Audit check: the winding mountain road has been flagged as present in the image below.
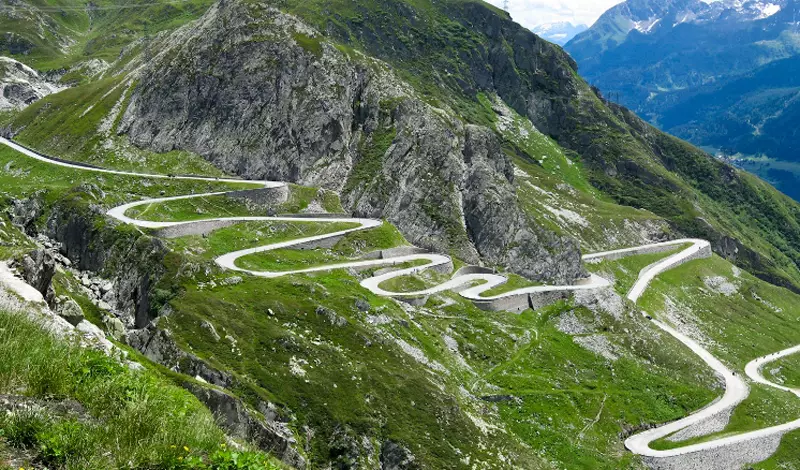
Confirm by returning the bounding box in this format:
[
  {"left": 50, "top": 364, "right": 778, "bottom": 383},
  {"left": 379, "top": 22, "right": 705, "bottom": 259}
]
[{"left": 3, "top": 136, "right": 800, "bottom": 467}]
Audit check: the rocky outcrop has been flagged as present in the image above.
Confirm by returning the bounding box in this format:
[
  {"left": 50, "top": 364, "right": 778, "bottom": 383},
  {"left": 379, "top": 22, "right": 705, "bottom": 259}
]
[
  {"left": 116, "top": 1, "right": 584, "bottom": 283},
  {"left": 186, "top": 385, "right": 306, "bottom": 469},
  {"left": 54, "top": 296, "right": 85, "bottom": 326},
  {"left": 380, "top": 440, "right": 418, "bottom": 470},
  {"left": 125, "top": 324, "right": 233, "bottom": 388},
  {"left": 0, "top": 56, "right": 63, "bottom": 110},
  {"left": 18, "top": 248, "right": 55, "bottom": 305},
  {"left": 44, "top": 192, "right": 168, "bottom": 328}
]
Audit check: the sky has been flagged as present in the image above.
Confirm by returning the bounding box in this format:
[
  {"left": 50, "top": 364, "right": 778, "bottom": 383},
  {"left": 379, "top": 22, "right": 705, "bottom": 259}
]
[{"left": 483, "top": 0, "right": 624, "bottom": 28}]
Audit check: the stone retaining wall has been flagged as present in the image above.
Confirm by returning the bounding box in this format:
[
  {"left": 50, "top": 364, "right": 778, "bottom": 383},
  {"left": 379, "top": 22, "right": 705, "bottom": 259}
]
[
  {"left": 587, "top": 243, "right": 686, "bottom": 263},
  {"left": 360, "top": 246, "right": 429, "bottom": 260},
  {"left": 452, "top": 266, "right": 494, "bottom": 277},
  {"left": 154, "top": 220, "right": 239, "bottom": 239},
  {"left": 472, "top": 290, "right": 571, "bottom": 314},
  {"left": 643, "top": 432, "right": 785, "bottom": 470},
  {"left": 293, "top": 235, "right": 346, "bottom": 250},
  {"left": 226, "top": 186, "right": 289, "bottom": 206}
]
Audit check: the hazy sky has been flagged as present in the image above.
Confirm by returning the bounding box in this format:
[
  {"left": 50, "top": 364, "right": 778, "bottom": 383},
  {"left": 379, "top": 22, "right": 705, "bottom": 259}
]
[{"left": 483, "top": 0, "right": 624, "bottom": 28}]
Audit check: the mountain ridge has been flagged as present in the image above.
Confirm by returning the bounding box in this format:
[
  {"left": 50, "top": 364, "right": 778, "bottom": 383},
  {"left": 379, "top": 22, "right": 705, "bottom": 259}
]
[{"left": 565, "top": 0, "right": 800, "bottom": 200}]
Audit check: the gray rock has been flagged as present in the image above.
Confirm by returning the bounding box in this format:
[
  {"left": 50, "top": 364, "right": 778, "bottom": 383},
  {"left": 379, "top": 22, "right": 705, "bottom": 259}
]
[
  {"left": 380, "top": 440, "right": 417, "bottom": 470},
  {"left": 117, "top": 1, "right": 584, "bottom": 284},
  {"left": 11, "top": 192, "right": 45, "bottom": 233},
  {"left": 20, "top": 248, "right": 55, "bottom": 305},
  {"left": 315, "top": 306, "right": 347, "bottom": 327},
  {"left": 125, "top": 325, "right": 233, "bottom": 388},
  {"left": 186, "top": 384, "right": 306, "bottom": 469},
  {"left": 200, "top": 320, "right": 221, "bottom": 341},
  {"left": 103, "top": 316, "right": 126, "bottom": 341},
  {"left": 0, "top": 57, "right": 63, "bottom": 111},
  {"left": 56, "top": 299, "right": 85, "bottom": 326},
  {"left": 354, "top": 298, "right": 371, "bottom": 312}
]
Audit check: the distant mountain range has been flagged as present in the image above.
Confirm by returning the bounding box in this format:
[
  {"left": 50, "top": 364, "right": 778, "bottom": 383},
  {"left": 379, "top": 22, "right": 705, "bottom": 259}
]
[
  {"left": 531, "top": 22, "right": 588, "bottom": 45},
  {"left": 565, "top": 0, "right": 800, "bottom": 200}
]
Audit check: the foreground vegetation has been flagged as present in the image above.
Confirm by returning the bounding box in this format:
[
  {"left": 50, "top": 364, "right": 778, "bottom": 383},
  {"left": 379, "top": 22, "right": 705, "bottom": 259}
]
[{"left": 0, "top": 309, "right": 281, "bottom": 469}]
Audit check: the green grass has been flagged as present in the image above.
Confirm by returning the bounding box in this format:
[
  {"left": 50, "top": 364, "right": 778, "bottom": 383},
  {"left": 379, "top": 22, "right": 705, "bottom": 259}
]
[
  {"left": 651, "top": 385, "right": 800, "bottom": 450},
  {"left": 637, "top": 255, "right": 800, "bottom": 456},
  {"left": 11, "top": 77, "right": 229, "bottom": 178},
  {"left": 167, "top": 221, "right": 359, "bottom": 261},
  {"left": 234, "top": 248, "right": 348, "bottom": 272},
  {"left": 125, "top": 185, "right": 344, "bottom": 223},
  {"left": 127, "top": 195, "right": 258, "bottom": 222},
  {"left": 2, "top": 0, "right": 217, "bottom": 71},
  {"left": 377, "top": 274, "right": 430, "bottom": 293},
  {"left": 586, "top": 244, "right": 690, "bottom": 296},
  {"left": 479, "top": 272, "right": 542, "bottom": 297},
  {"left": 333, "top": 221, "right": 408, "bottom": 256},
  {"left": 0, "top": 146, "right": 256, "bottom": 206},
  {"left": 766, "top": 353, "right": 800, "bottom": 389},
  {"left": 0, "top": 308, "right": 281, "bottom": 469},
  {"left": 157, "top": 264, "right": 719, "bottom": 468}
]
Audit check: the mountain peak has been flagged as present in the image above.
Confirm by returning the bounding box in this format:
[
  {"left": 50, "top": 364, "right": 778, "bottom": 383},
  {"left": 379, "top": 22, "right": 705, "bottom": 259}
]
[{"left": 531, "top": 22, "right": 589, "bottom": 45}]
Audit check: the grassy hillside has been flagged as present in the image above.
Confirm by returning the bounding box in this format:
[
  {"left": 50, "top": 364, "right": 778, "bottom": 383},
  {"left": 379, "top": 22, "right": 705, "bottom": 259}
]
[
  {"left": 1, "top": 0, "right": 215, "bottom": 71},
  {"left": 3, "top": 0, "right": 800, "bottom": 468},
  {"left": 8, "top": 0, "right": 800, "bottom": 294},
  {"left": 633, "top": 255, "right": 800, "bottom": 461},
  {"left": 0, "top": 141, "right": 725, "bottom": 468},
  {"left": 0, "top": 308, "right": 282, "bottom": 469}
]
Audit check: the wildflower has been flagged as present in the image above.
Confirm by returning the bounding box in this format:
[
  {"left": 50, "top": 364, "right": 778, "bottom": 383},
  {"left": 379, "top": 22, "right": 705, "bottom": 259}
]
[{"left": 183, "top": 446, "right": 190, "bottom": 452}]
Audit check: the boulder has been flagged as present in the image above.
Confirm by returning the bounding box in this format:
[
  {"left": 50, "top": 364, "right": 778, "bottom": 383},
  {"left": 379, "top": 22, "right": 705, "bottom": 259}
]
[
  {"left": 56, "top": 299, "right": 85, "bottom": 326},
  {"left": 103, "top": 316, "right": 126, "bottom": 341},
  {"left": 20, "top": 249, "right": 55, "bottom": 305},
  {"left": 186, "top": 384, "right": 306, "bottom": 469}
]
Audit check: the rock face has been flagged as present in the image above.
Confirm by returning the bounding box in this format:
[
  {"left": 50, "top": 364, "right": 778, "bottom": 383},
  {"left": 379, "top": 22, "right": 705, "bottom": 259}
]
[
  {"left": 380, "top": 440, "right": 417, "bottom": 470},
  {"left": 117, "top": 1, "right": 584, "bottom": 283},
  {"left": 186, "top": 385, "right": 307, "bottom": 469},
  {"left": 55, "top": 297, "right": 85, "bottom": 326},
  {"left": 44, "top": 194, "right": 167, "bottom": 328},
  {"left": 0, "top": 56, "right": 63, "bottom": 110},
  {"left": 19, "top": 248, "right": 55, "bottom": 305}
]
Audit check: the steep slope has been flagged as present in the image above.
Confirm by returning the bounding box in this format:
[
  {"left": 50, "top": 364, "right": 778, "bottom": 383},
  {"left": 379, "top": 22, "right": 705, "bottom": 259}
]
[
  {"left": 565, "top": 0, "right": 800, "bottom": 200},
  {"left": 0, "top": 0, "right": 215, "bottom": 70},
  {"left": 3, "top": 1, "right": 800, "bottom": 468},
  {"left": 658, "top": 54, "right": 800, "bottom": 200},
  {"left": 8, "top": 0, "right": 800, "bottom": 292}
]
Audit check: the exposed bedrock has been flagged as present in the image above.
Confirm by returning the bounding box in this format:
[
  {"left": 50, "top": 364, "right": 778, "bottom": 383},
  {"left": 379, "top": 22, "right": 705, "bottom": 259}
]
[{"left": 117, "top": 0, "right": 584, "bottom": 284}]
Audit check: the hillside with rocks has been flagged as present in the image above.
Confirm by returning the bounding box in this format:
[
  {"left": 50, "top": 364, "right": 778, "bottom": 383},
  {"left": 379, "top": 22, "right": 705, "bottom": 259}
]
[{"left": 0, "top": 0, "right": 800, "bottom": 469}]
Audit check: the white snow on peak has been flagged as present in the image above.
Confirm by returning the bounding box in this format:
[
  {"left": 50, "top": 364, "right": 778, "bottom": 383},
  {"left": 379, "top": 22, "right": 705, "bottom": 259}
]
[
  {"left": 701, "top": 0, "right": 782, "bottom": 19},
  {"left": 757, "top": 3, "right": 782, "bottom": 18},
  {"left": 632, "top": 17, "right": 662, "bottom": 34}
]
